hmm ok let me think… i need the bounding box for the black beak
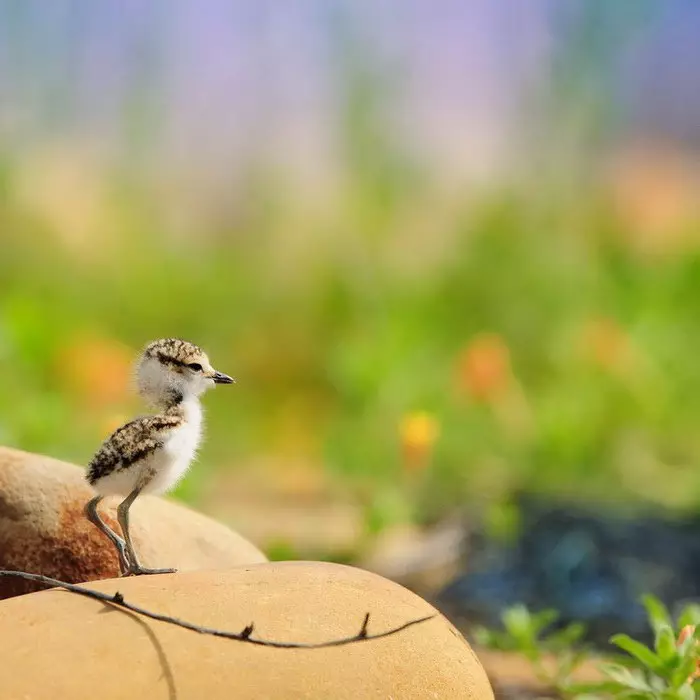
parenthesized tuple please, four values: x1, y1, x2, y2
(212, 371, 235, 385)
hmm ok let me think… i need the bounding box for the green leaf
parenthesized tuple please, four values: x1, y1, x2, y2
(531, 608, 559, 633)
(669, 683, 697, 700)
(678, 605, 700, 630)
(500, 605, 561, 643)
(677, 632, 697, 658)
(610, 634, 663, 672)
(564, 681, 629, 695)
(555, 648, 590, 680)
(643, 596, 673, 636)
(502, 605, 534, 642)
(670, 657, 698, 691)
(547, 621, 587, 650)
(679, 682, 696, 700)
(656, 625, 680, 663)
(649, 675, 666, 692)
(600, 662, 655, 692)
(471, 626, 515, 652)
(472, 626, 496, 647)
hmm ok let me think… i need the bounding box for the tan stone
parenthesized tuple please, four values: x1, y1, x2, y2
(0, 562, 494, 699)
(0, 446, 266, 598)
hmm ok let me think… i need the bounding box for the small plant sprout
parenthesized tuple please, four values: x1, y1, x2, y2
(603, 596, 700, 700)
(473, 597, 700, 700)
(473, 604, 589, 695)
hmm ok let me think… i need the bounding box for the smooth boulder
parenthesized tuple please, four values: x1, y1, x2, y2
(0, 446, 266, 598)
(0, 562, 494, 699)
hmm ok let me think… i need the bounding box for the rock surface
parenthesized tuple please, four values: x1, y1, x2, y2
(0, 562, 494, 700)
(0, 446, 266, 598)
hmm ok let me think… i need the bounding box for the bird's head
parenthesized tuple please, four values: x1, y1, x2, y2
(136, 338, 234, 406)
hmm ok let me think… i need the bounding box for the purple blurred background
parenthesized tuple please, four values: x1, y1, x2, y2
(1, 1, 698, 198)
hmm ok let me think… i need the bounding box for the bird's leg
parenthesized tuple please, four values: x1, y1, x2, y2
(117, 487, 177, 576)
(85, 495, 131, 575)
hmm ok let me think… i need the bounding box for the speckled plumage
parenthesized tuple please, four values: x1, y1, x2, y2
(86, 413, 183, 486)
(84, 338, 234, 576)
(143, 338, 206, 367)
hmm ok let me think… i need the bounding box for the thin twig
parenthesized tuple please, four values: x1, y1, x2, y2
(0, 569, 435, 649)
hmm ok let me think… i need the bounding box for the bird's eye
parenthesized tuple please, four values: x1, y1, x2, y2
(187, 363, 203, 372)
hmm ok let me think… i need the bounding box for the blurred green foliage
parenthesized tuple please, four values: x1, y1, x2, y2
(474, 597, 700, 700)
(3, 168, 700, 529)
(0, 3, 698, 554)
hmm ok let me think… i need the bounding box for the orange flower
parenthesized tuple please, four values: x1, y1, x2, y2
(55, 334, 133, 408)
(456, 333, 511, 403)
(399, 411, 440, 472)
(678, 625, 695, 645)
(605, 143, 700, 256)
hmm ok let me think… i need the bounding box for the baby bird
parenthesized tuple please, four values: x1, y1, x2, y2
(84, 338, 234, 576)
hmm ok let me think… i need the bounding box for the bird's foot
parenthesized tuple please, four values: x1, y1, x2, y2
(114, 545, 132, 577)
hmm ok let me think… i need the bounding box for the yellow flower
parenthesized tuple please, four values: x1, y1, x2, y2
(399, 411, 440, 471)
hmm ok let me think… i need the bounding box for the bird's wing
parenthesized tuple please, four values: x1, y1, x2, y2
(86, 414, 182, 484)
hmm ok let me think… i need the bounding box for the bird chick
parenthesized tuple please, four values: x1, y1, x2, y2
(84, 338, 234, 576)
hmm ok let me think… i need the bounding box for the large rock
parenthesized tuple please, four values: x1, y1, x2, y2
(0, 446, 266, 597)
(0, 562, 494, 699)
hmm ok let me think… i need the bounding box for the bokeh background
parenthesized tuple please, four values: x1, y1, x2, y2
(3, 0, 700, 600)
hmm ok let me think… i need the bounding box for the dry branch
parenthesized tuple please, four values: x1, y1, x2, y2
(0, 569, 435, 649)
